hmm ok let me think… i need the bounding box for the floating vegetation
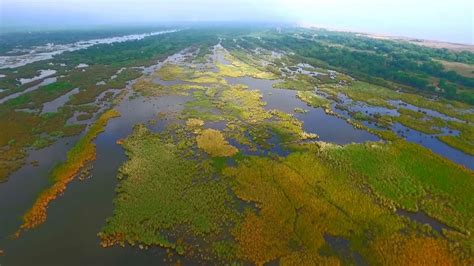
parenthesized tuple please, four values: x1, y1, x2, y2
(2, 26, 474, 266)
(16, 109, 120, 235)
(269, 109, 318, 142)
(184, 72, 226, 85)
(76, 113, 93, 121)
(340, 81, 473, 123)
(0, 107, 86, 182)
(294, 107, 308, 113)
(196, 128, 238, 157)
(220, 85, 271, 123)
(223, 152, 402, 265)
(185, 118, 204, 133)
(337, 82, 397, 109)
(296, 91, 331, 109)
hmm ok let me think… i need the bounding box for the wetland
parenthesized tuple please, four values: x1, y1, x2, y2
(0, 27, 473, 265)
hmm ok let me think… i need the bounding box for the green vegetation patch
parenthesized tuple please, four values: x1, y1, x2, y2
(154, 63, 190, 81)
(216, 53, 275, 80)
(296, 91, 331, 108)
(99, 125, 238, 257)
(393, 114, 445, 135)
(273, 78, 313, 91)
(341, 81, 396, 109)
(438, 120, 474, 155)
(438, 135, 474, 156)
(223, 152, 402, 265)
(322, 140, 474, 233)
(196, 128, 238, 157)
(4, 81, 74, 109)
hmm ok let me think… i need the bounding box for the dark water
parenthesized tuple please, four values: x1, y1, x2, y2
(226, 77, 379, 144)
(389, 99, 463, 122)
(0, 93, 191, 266)
(396, 209, 454, 234)
(323, 234, 367, 266)
(0, 136, 78, 240)
(392, 123, 473, 169)
(332, 92, 474, 169)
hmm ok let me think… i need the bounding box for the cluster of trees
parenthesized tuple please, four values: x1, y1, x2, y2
(297, 29, 474, 64)
(247, 29, 474, 104)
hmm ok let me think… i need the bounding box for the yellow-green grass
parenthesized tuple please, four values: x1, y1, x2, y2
(216, 52, 276, 80)
(273, 79, 313, 91)
(336, 81, 473, 123)
(438, 135, 474, 156)
(438, 120, 474, 155)
(154, 64, 190, 81)
(196, 128, 238, 157)
(99, 125, 238, 256)
(321, 140, 474, 233)
(296, 91, 331, 108)
(394, 114, 445, 135)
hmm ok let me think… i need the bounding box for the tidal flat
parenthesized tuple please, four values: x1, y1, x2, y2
(0, 28, 473, 265)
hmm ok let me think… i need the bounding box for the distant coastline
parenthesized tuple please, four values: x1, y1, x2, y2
(299, 23, 474, 52)
(362, 33, 474, 52)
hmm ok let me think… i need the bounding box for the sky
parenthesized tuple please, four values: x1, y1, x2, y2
(1, 0, 473, 44)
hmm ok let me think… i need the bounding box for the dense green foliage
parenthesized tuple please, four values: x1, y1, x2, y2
(225, 28, 474, 104)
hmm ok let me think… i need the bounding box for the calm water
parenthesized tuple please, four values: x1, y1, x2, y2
(0, 91, 193, 265)
(392, 123, 473, 169)
(18, 70, 57, 85)
(226, 76, 380, 144)
(41, 88, 80, 114)
(329, 91, 474, 169)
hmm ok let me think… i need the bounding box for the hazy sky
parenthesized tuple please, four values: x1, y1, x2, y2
(1, 0, 473, 44)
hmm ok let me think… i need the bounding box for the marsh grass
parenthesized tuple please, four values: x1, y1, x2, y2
(17, 109, 120, 235)
(196, 128, 238, 157)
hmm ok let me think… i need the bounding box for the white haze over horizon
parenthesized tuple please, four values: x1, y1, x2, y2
(1, 0, 473, 44)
